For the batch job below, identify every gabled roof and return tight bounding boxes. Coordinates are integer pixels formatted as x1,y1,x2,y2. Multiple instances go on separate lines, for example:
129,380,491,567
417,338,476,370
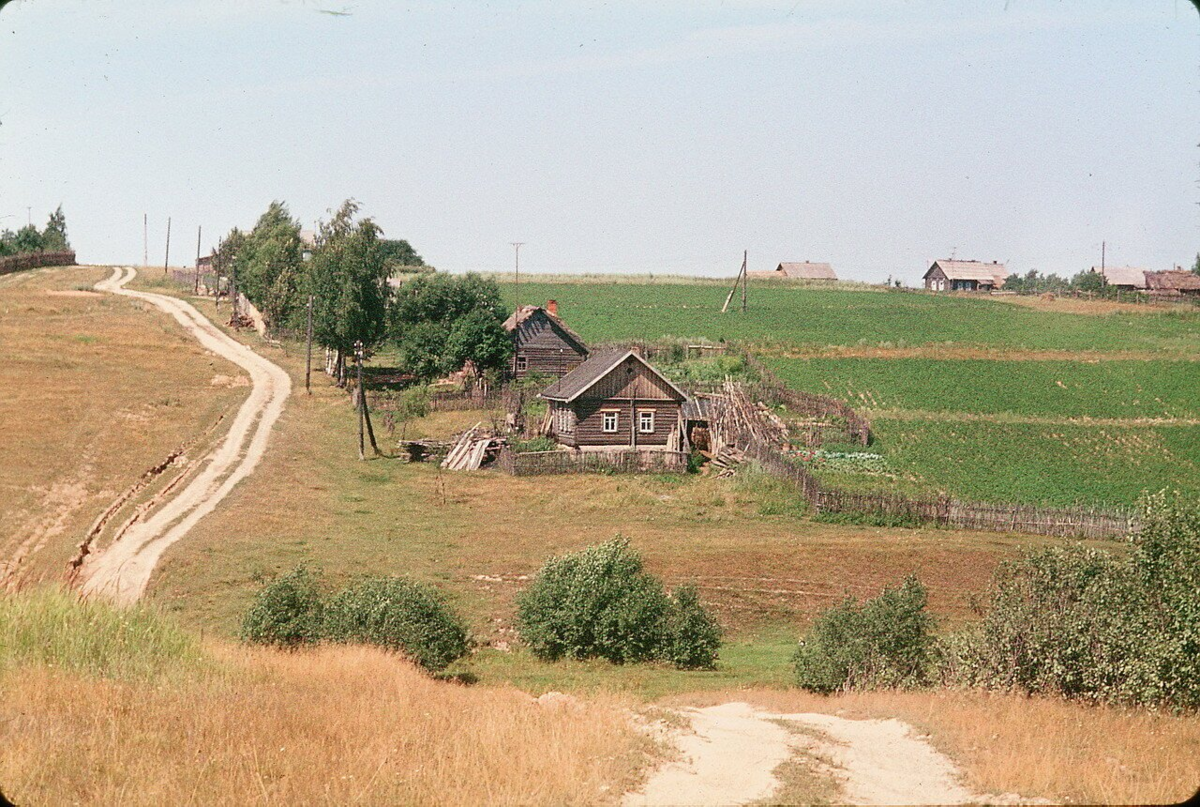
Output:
503,304,587,350
926,260,1008,285
1094,266,1148,289
776,262,836,280
1145,270,1200,292
540,349,688,403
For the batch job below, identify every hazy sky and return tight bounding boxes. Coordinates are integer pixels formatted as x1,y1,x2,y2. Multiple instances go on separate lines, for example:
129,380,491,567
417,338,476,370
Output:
2,1,1197,282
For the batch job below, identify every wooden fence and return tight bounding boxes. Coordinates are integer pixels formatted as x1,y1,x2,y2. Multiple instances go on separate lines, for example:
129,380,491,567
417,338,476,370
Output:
740,436,1137,540
738,352,871,445
0,250,77,275
497,448,689,476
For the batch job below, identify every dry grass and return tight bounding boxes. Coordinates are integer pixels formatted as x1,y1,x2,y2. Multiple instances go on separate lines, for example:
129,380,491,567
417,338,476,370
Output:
670,688,1200,804
992,293,1177,317
0,643,641,806
0,266,243,585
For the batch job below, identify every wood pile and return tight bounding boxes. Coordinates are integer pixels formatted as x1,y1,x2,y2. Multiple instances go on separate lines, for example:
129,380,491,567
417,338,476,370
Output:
709,379,789,455
441,424,505,471
397,440,450,463
701,445,747,477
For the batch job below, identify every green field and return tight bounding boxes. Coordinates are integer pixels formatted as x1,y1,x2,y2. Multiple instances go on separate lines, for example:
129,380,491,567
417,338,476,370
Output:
767,357,1200,420
508,282,1200,354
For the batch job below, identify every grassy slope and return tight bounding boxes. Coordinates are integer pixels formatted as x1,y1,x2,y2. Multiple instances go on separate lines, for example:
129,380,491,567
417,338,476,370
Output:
0,266,243,584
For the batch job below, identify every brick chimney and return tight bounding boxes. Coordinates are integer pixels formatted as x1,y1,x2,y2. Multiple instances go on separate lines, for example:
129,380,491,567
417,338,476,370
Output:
546,299,558,316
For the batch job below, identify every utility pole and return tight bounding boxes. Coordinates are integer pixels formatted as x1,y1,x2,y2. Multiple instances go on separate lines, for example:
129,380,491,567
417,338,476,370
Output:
510,242,524,313
194,225,202,294
163,217,172,274
305,295,314,395
355,340,366,460
741,250,748,313
1101,240,1106,273
722,251,748,313
143,213,149,267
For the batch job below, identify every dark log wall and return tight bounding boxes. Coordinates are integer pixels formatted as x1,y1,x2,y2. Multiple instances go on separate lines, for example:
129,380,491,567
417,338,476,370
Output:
513,311,587,378
570,398,680,447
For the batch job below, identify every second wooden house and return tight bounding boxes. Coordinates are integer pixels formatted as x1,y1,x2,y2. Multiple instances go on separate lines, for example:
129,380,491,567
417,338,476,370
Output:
540,349,688,450
503,300,589,379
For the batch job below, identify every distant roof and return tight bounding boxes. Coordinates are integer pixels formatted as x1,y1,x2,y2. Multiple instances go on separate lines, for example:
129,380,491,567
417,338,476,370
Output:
927,260,1008,285
776,262,837,280
503,304,587,349
299,229,317,248
541,349,687,403
1094,266,1148,289
1145,270,1200,292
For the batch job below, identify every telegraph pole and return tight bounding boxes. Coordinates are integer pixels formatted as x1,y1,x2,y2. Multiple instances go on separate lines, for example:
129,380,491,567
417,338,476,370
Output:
305,295,314,395
510,242,524,312
741,250,748,313
355,340,365,460
143,213,149,267
194,225,202,294
163,217,172,274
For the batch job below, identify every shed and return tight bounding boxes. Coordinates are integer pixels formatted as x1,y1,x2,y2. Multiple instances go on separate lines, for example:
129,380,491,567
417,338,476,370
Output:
1093,265,1149,291
1145,270,1200,297
541,349,688,450
924,260,1007,292
749,262,837,281
503,301,589,379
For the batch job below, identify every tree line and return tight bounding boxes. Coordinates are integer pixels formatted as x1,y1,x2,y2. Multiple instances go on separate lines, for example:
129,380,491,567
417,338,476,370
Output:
0,206,70,256
215,200,511,385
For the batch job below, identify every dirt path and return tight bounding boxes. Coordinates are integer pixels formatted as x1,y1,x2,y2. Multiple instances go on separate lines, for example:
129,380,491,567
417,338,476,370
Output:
79,267,291,604
626,702,1022,806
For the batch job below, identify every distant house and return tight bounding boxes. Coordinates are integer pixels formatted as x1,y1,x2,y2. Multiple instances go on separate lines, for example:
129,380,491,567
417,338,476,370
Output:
1093,265,1149,291
541,349,688,450
923,260,1007,292
1144,270,1200,298
300,230,317,262
503,301,589,379
749,262,837,281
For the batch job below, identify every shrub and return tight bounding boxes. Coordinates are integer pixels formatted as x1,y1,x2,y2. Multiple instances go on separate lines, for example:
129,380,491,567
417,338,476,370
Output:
794,575,936,693
663,585,721,670
240,566,325,649
947,492,1200,709
516,538,721,668
324,577,469,671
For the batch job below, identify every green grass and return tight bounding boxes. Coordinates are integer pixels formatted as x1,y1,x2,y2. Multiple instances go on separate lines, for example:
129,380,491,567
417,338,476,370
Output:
856,421,1200,508
0,587,203,681
507,282,1200,354
768,357,1200,420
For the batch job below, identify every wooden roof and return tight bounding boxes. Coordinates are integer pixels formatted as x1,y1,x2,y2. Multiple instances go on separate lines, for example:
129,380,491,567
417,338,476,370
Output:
540,349,687,403
776,262,836,280
503,304,587,350
1094,266,1149,289
1145,270,1200,292
926,260,1008,285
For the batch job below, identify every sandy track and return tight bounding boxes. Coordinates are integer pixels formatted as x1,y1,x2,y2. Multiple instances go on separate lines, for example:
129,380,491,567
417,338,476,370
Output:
626,702,1025,806
80,267,291,604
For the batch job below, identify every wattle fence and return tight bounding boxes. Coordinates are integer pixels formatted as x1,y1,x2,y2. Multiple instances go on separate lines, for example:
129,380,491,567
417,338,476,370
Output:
497,448,689,476
0,250,77,275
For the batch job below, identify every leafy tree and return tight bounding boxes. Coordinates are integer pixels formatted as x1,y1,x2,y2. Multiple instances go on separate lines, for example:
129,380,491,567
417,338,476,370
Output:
391,272,509,380
307,200,392,383
41,205,69,251
12,225,42,254
378,238,426,270
1192,253,1200,276
445,308,513,376
0,229,14,257
213,228,246,299
238,201,304,330
1071,269,1105,293
240,566,325,649
397,321,451,381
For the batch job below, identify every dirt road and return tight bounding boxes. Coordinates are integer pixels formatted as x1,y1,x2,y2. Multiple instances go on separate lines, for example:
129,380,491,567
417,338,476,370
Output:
80,267,291,604
626,701,1025,806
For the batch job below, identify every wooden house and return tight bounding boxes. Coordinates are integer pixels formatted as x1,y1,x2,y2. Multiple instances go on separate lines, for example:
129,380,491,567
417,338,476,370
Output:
540,349,688,450
503,301,589,379
748,261,836,281
923,259,1007,292
1145,269,1200,298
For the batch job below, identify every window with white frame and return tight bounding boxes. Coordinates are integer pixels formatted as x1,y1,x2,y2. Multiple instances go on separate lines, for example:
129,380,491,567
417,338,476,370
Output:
515,355,528,372
602,411,619,433
556,407,574,434
638,410,654,433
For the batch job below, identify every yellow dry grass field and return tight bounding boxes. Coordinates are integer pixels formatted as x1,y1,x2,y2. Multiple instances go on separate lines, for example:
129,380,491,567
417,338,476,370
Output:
0,643,640,806
672,688,1200,805
992,292,1174,317
0,266,244,586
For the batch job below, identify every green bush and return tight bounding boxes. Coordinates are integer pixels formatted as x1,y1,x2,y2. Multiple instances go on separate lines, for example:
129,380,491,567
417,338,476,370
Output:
324,577,469,671
240,566,325,649
516,538,721,668
793,576,936,693
947,492,1200,709
663,585,721,670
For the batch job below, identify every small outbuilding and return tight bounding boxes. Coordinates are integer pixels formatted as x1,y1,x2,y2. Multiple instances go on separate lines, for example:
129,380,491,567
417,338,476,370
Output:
1145,270,1200,298
923,259,1007,292
540,349,688,450
503,301,589,379
749,262,837,281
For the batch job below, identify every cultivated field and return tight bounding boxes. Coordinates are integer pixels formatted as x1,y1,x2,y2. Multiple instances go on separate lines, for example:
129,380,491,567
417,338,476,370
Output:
511,280,1200,507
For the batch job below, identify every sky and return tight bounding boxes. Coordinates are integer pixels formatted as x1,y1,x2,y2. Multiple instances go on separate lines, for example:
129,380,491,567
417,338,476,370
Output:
1,0,1198,282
